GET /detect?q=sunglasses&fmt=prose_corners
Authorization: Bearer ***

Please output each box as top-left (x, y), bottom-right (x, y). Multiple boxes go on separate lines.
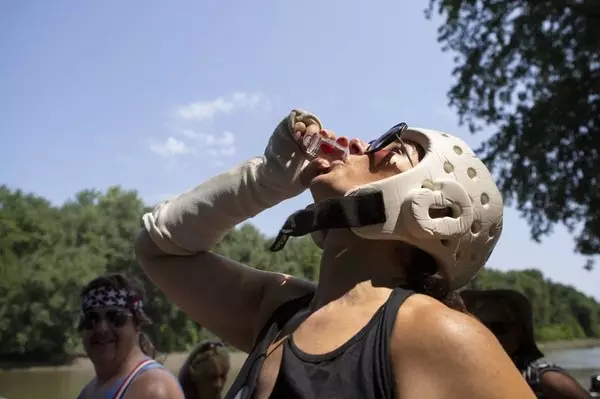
top-left (365, 122), bottom-right (409, 154)
top-left (79, 309), bottom-right (132, 330)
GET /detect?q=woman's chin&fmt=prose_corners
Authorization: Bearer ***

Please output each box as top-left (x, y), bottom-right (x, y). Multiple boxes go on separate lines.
top-left (309, 176), bottom-right (344, 203)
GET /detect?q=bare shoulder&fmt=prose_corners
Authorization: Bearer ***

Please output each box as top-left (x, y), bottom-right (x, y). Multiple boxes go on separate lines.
top-left (394, 293), bottom-right (520, 363)
top-left (391, 294), bottom-right (536, 399)
top-left (538, 369), bottom-right (590, 398)
top-left (394, 293), bottom-right (493, 347)
top-left (124, 367), bottom-right (184, 399)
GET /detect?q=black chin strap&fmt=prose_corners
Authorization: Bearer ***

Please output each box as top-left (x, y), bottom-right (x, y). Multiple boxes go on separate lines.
top-left (269, 191), bottom-right (387, 252)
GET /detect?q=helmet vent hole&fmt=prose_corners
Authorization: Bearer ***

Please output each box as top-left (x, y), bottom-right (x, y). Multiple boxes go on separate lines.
top-left (453, 145), bottom-right (463, 155)
top-left (480, 193), bottom-right (490, 207)
top-left (429, 206), bottom-right (453, 219)
top-left (467, 167), bottom-right (477, 179)
top-left (443, 161), bottom-right (454, 173)
top-left (471, 221), bottom-right (482, 234)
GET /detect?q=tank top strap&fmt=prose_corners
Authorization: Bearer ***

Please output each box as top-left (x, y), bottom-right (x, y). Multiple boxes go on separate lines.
top-left (225, 292), bottom-right (315, 399)
top-left (369, 286), bottom-right (413, 399)
top-left (111, 358), bottom-right (158, 399)
top-left (382, 287), bottom-right (414, 341)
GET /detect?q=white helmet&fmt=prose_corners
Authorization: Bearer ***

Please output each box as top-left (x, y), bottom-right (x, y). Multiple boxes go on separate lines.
top-left (273, 127), bottom-right (504, 290)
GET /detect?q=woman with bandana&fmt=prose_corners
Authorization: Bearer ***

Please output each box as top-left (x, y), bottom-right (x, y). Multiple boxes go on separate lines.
top-left (461, 289), bottom-right (591, 399)
top-left (136, 109), bottom-right (537, 398)
top-left (76, 273), bottom-right (184, 399)
top-left (178, 340), bottom-right (231, 399)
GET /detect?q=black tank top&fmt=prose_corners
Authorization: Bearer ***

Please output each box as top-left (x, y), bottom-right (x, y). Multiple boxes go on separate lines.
top-left (225, 287), bottom-right (413, 399)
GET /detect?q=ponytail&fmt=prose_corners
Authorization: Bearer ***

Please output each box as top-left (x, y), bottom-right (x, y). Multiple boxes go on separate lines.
top-left (404, 246), bottom-right (468, 313)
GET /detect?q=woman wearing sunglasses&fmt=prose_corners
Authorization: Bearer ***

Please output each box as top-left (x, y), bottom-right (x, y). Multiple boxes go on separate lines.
top-left (136, 109), bottom-right (536, 398)
top-left (178, 340), bottom-right (231, 399)
top-left (76, 273), bottom-right (183, 399)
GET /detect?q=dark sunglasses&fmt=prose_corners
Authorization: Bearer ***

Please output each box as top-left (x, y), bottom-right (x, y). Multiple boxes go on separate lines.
top-left (365, 122), bottom-right (409, 154)
top-left (79, 309), bottom-right (132, 330)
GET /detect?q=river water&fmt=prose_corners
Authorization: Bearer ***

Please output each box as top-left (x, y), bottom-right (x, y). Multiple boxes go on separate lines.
top-left (0, 347), bottom-right (598, 398)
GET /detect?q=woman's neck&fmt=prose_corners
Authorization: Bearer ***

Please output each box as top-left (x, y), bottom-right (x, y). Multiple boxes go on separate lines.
top-left (311, 230), bottom-right (407, 311)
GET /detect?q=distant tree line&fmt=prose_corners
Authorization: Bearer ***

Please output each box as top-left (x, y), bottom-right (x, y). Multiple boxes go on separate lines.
top-left (0, 185), bottom-right (598, 362)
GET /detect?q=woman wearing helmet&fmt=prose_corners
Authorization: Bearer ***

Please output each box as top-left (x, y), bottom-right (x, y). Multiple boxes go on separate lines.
top-left (135, 109), bottom-right (536, 398)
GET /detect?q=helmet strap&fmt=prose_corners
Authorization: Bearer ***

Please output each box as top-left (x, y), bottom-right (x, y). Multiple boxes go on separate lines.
top-left (270, 191), bottom-right (387, 252)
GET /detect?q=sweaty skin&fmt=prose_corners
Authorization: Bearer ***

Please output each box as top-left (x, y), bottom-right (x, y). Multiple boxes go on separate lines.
top-left (538, 372), bottom-right (591, 399)
top-left (136, 125), bottom-right (535, 399)
top-left (123, 369), bottom-right (185, 399)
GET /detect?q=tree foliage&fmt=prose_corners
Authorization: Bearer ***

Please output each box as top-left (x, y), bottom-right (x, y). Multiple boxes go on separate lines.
top-left (425, 0), bottom-right (600, 266)
top-left (0, 185), bottom-right (598, 361)
top-left (469, 268), bottom-right (600, 341)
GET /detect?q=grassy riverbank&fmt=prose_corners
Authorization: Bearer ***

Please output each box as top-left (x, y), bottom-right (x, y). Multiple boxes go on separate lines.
top-left (538, 338), bottom-right (600, 351)
top-left (2, 338), bottom-right (599, 373)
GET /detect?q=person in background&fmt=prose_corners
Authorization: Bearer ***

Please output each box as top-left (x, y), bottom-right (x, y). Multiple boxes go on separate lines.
top-left (461, 289), bottom-right (591, 399)
top-left (76, 273), bottom-right (183, 399)
top-left (590, 374), bottom-right (600, 397)
top-left (178, 340), bottom-right (231, 399)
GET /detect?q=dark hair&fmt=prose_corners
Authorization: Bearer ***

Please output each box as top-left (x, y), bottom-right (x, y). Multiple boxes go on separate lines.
top-left (178, 340), bottom-right (230, 399)
top-left (403, 246), bottom-right (468, 312)
top-left (79, 273), bottom-right (156, 359)
top-left (461, 290), bottom-right (544, 369)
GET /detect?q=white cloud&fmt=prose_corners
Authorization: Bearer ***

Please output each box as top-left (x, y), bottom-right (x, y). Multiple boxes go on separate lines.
top-left (181, 129), bottom-right (216, 144)
top-left (148, 137), bottom-right (193, 157)
top-left (232, 92), bottom-right (262, 108)
top-left (148, 91), bottom-right (269, 162)
top-left (207, 145), bottom-right (236, 157)
top-left (218, 131), bottom-right (235, 146)
top-left (220, 146), bottom-right (236, 156)
top-left (181, 129), bottom-right (202, 139)
top-left (174, 92), bottom-right (269, 121)
top-left (176, 97), bottom-right (234, 121)
top-left (179, 130), bottom-right (236, 152)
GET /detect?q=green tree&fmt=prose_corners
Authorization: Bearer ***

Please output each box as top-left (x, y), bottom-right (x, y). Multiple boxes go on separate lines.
top-left (1, 184), bottom-right (599, 362)
top-left (472, 267), bottom-right (600, 341)
top-left (425, 1), bottom-right (600, 267)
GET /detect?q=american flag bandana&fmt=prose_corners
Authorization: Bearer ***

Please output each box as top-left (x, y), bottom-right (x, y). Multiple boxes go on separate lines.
top-left (81, 285), bottom-right (143, 313)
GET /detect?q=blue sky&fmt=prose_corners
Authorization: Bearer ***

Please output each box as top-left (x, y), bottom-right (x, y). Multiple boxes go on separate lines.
top-left (1, 1), bottom-right (598, 300)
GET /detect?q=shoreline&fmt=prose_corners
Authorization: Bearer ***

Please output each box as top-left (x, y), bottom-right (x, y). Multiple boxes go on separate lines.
top-left (2, 338), bottom-right (599, 373)
top-left (539, 338), bottom-right (600, 351)
top-left (0, 352), bottom-right (249, 374)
